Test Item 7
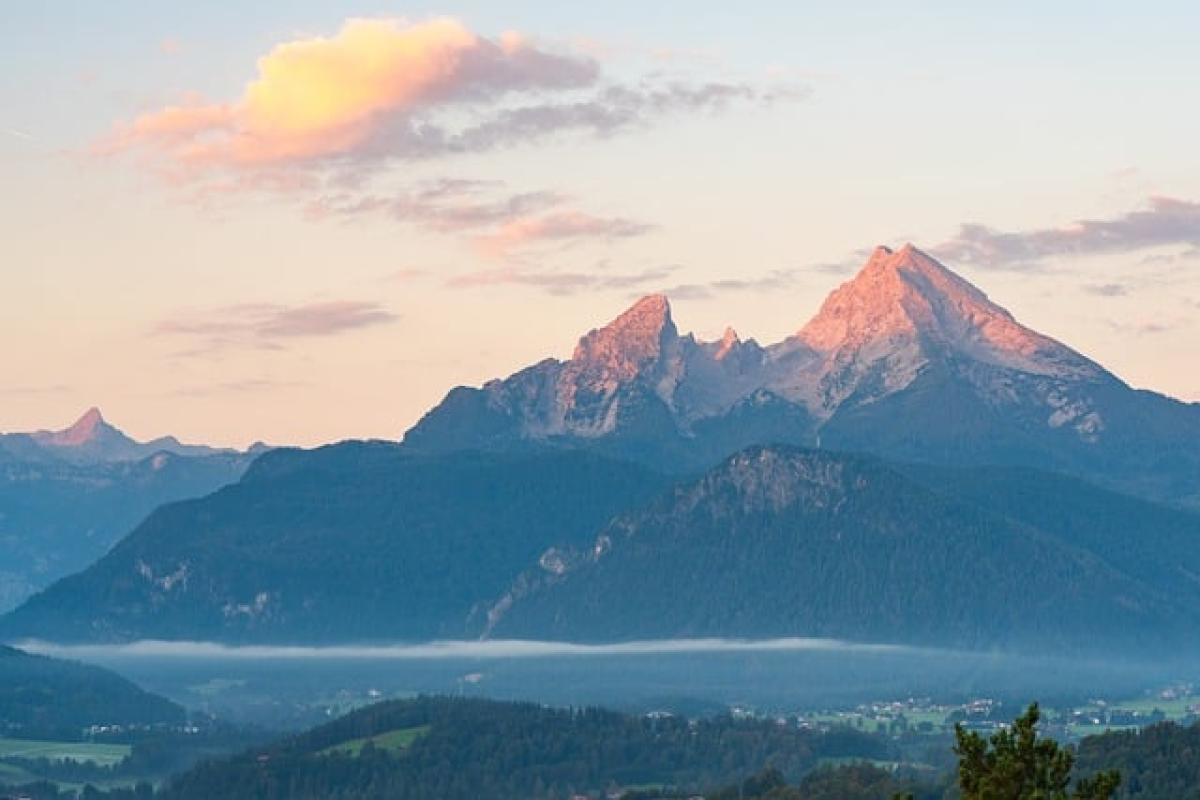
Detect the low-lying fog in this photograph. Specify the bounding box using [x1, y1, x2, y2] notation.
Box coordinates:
[18, 638, 1194, 730]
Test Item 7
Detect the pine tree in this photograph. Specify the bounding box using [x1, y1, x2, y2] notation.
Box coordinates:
[954, 703, 1120, 800]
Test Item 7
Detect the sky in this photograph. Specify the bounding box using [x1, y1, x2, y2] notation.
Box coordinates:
[2, 1, 1198, 447]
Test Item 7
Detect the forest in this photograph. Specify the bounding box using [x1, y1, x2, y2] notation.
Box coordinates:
[8, 697, 1200, 799]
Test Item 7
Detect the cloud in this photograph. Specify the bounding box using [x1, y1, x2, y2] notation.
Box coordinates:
[650, 254, 866, 302]
[309, 179, 654, 257]
[1140, 246, 1200, 268]
[449, 264, 678, 296]
[1105, 317, 1192, 337]
[308, 181, 565, 233]
[1083, 283, 1130, 297]
[107, 18, 597, 172]
[257, 302, 396, 337]
[103, 17, 796, 186]
[656, 283, 714, 300]
[933, 197, 1200, 270]
[156, 300, 397, 354]
[439, 81, 789, 155]
[475, 211, 654, 257]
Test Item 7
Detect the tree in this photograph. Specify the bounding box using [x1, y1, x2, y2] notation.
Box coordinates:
[954, 703, 1120, 800]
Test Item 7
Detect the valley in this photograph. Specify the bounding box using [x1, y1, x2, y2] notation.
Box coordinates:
[3, 248, 1199, 798]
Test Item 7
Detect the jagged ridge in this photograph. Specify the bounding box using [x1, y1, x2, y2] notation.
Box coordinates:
[404, 244, 1199, 507]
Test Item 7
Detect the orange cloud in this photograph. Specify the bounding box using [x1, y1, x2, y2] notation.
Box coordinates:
[108, 17, 598, 169]
[103, 17, 792, 185]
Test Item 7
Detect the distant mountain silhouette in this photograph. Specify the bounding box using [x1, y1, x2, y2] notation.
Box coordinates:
[0, 409, 264, 610]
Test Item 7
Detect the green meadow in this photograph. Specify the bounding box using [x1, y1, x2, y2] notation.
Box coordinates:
[318, 725, 431, 757]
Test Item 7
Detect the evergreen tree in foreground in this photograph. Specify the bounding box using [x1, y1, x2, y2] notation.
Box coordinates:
[954, 703, 1120, 800]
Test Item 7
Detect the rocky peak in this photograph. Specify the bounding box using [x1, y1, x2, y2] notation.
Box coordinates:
[713, 327, 741, 360]
[569, 294, 678, 383]
[33, 407, 121, 447]
[795, 244, 1101, 379]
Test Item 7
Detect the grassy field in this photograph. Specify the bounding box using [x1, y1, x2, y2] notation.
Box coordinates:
[319, 725, 431, 757]
[0, 737, 132, 766]
[1103, 696, 1193, 717]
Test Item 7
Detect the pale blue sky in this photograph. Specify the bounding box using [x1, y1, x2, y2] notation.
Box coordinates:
[2, 2, 1198, 445]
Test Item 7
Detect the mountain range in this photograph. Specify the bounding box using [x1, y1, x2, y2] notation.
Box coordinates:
[406, 244, 1200, 509]
[0, 445, 665, 643]
[0, 409, 263, 611]
[484, 446, 1200, 649]
[3, 245, 1199, 652]
[0, 407, 256, 465]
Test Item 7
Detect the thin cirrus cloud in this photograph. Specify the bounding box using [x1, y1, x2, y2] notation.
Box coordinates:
[104, 17, 790, 181]
[307, 179, 566, 233]
[655, 254, 868, 301]
[932, 196, 1200, 270]
[1083, 283, 1130, 297]
[449, 263, 679, 296]
[155, 300, 398, 355]
[474, 210, 654, 257]
[308, 178, 655, 258]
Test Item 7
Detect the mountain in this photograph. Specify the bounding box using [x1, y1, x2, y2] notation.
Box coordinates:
[13, 439, 1200, 652]
[0, 443, 667, 643]
[405, 244, 1200, 508]
[485, 446, 1200, 652]
[156, 695, 889, 800]
[7, 248, 1199, 649]
[0, 643, 183, 735]
[0, 410, 264, 612]
[0, 407, 246, 465]
[402, 294, 803, 468]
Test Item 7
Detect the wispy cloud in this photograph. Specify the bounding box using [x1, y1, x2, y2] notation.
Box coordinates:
[1083, 283, 1130, 297]
[156, 300, 397, 355]
[308, 181, 565, 232]
[932, 197, 1200, 270]
[654, 253, 867, 301]
[449, 264, 678, 296]
[309, 178, 655, 258]
[103, 17, 796, 188]
[475, 211, 654, 257]
[1105, 317, 1193, 337]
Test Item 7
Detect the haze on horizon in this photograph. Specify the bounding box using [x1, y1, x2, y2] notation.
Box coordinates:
[4, 1, 1199, 448]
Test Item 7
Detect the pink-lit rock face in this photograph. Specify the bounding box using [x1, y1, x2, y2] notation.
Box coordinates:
[713, 327, 741, 361]
[568, 294, 676, 386]
[796, 244, 1099, 379]
[417, 243, 1116, 446]
[772, 243, 1105, 415]
[31, 407, 111, 447]
[8, 408, 243, 464]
